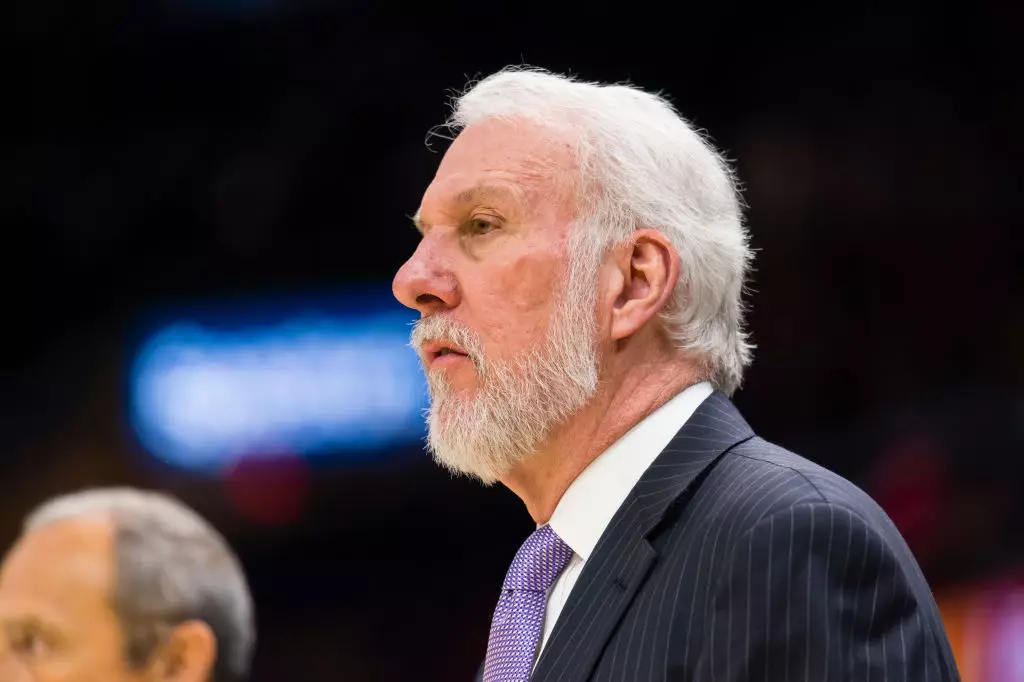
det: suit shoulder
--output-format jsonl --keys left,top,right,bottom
{"left": 703, "top": 435, "right": 894, "bottom": 532}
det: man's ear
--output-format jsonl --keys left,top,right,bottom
{"left": 144, "top": 620, "right": 216, "bottom": 682}
{"left": 609, "top": 229, "right": 681, "bottom": 341}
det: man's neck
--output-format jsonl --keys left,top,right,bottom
{"left": 501, "top": 355, "right": 700, "bottom": 524}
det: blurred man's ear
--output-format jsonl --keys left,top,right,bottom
{"left": 144, "top": 620, "right": 216, "bottom": 682}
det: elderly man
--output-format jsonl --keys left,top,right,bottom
{"left": 393, "top": 67, "right": 959, "bottom": 682}
{"left": 0, "top": 487, "right": 254, "bottom": 682}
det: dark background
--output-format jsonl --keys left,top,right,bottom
{"left": 4, "top": 2, "right": 1021, "bottom": 680}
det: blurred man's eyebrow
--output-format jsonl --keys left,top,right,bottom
{"left": 0, "top": 613, "right": 62, "bottom": 634}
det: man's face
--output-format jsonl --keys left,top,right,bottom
{"left": 393, "top": 118, "right": 603, "bottom": 483}
{"left": 0, "top": 518, "right": 139, "bottom": 682}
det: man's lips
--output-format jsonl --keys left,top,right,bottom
{"left": 420, "top": 340, "right": 471, "bottom": 366}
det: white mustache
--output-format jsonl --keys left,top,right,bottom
{"left": 410, "top": 316, "right": 485, "bottom": 367}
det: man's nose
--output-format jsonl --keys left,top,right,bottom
{"left": 392, "top": 236, "right": 460, "bottom": 317}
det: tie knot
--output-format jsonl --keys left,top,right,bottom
{"left": 502, "top": 525, "right": 573, "bottom": 593}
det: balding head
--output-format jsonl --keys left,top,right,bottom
{"left": 1, "top": 488, "right": 254, "bottom": 682}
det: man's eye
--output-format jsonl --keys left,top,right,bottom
{"left": 468, "top": 218, "right": 498, "bottom": 235}
{"left": 11, "top": 631, "right": 49, "bottom": 658}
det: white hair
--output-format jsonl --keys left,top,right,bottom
{"left": 443, "top": 66, "right": 754, "bottom": 395}
{"left": 24, "top": 488, "right": 254, "bottom": 682}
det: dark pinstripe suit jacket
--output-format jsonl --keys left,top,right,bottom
{"left": 477, "top": 391, "right": 960, "bottom": 681}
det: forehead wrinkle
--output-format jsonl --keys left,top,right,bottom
{"left": 510, "top": 158, "right": 579, "bottom": 218}
{"left": 465, "top": 168, "right": 574, "bottom": 226}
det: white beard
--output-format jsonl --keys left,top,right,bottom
{"left": 410, "top": 253, "right": 601, "bottom": 485}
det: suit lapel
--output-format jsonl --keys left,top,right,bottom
{"left": 530, "top": 392, "right": 754, "bottom": 682}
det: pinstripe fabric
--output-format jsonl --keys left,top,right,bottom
{"left": 475, "top": 391, "right": 960, "bottom": 681}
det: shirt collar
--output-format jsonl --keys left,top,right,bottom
{"left": 547, "top": 381, "right": 714, "bottom": 560}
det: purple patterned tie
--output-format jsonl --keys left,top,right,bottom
{"left": 483, "top": 525, "right": 574, "bottom": 682}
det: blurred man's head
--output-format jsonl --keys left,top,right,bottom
{"left": 393, "top": 67, "right": 753, "bottom": 484}
{"left": 0, "top": 488, "right": 254, "bottom": 682}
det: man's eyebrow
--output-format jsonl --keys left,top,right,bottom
{"left": 454, "top": 184, "right": 524, "bottom": 206}
{"left": 0, "top": 612, "right": 65, "bottom": 636}
{"left": 410, "top": 183, "right": 530, "bottom": 235}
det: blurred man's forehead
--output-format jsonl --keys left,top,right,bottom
{"left": 0, "top": 518, "right": 116, "bottom": 623}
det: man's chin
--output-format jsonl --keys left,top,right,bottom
{"left": 428, "top": 446, "right": 511, "bottom": 487}
{"left": 425, "top": 398, "right": 471, "bottom": 430}
{"left": 425, "top": 380, "right": 481, "bottom": 408}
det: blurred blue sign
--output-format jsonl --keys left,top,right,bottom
{"left": 128, "top": 288, "right": 427, "bottom": 472}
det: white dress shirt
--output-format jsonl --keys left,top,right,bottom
{"left": 537, "top": 381, "right": 714, "bottom": 657}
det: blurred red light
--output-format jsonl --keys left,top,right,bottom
{"left": 223, "top": 451, "right": 309, "bottom": 526}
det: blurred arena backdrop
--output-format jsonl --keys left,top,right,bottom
{"left": 4, "top": 2, "right": 1021, "bottom": 680}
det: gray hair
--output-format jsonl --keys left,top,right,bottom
{"left": 443, "top": 67, "right": 754, "bottom": 395}
{"left": 23, "top": 488, "right": 254, "bottom": 682}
